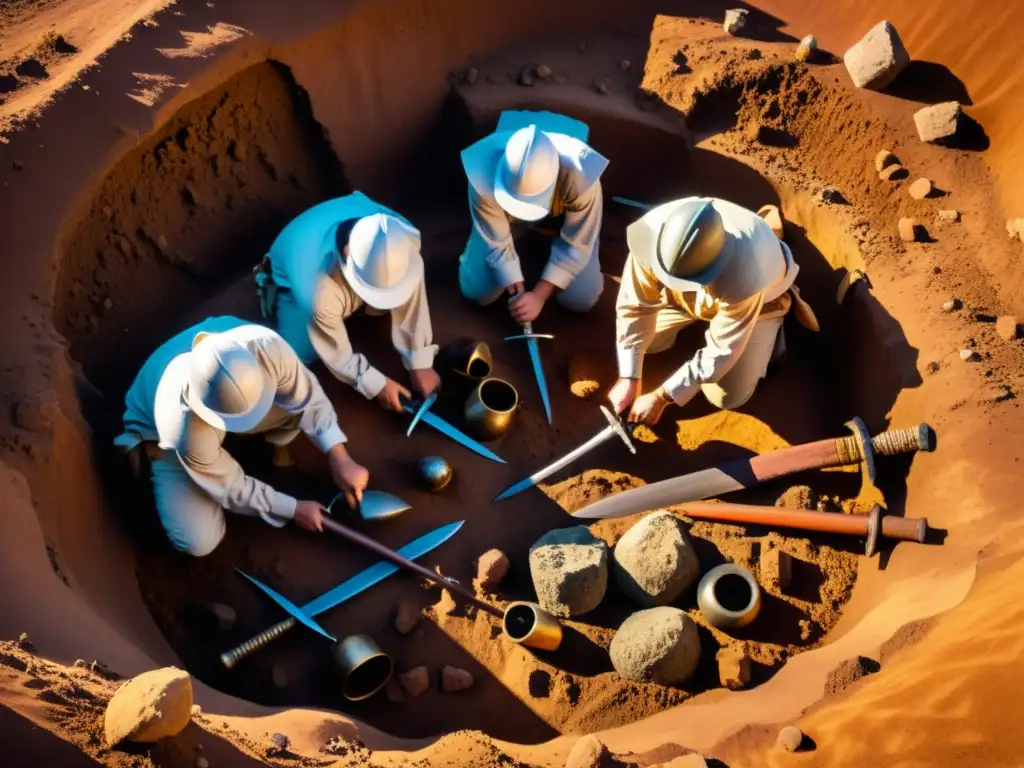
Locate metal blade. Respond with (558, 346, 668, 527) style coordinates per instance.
(526, 336, 552, 424)
(406, 393, 438, 437)
(571, 465, 749, 519)
(612, 195, 655, 212)
(236, 570, 337, 641)
(416, 408, 506, 464)
(494, 424, 616, 502)
(493, 476, 537, 502)
(303, 520, 464, 617)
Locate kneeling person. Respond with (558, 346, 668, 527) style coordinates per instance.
(258, 192, 440, 413)
(459, 110, 609, 325)
(609, 197, 816, 425)
(115, 316, 370, 557)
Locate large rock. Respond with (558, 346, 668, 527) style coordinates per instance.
(103, 667, 193, 746)
(609, 607, 701, 685)
(612, 511, 700, 607)
(843, 21, 910, 90)
(529, 526, 608, 617)
(914, 102, 963, 144)
(723, 9, 748, 36)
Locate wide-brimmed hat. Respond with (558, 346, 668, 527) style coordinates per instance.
(340, 213, 423, 310)
(185, 331, 275, 433)
(493, 125, 560, 222)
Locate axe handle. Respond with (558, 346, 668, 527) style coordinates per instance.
(679, 502, 927, 542)
(750, 423, 933, 482)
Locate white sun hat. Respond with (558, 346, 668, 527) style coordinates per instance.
(340, 213, 424, 310)
(493, 125, 560, 222)
(185, 332, 275, 433)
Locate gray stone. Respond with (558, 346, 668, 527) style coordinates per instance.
(270, 733, 290, 753)
(723, 8, 748, 36)
(843, 21, 910, 90)
(464, 67, 478, 84)
(103, 667, 193, 746)
(941, 298, 961, 313)
(612, 511, 700, 607)
(914, 101, 963, 144)
(960, 348, 980, 362)
(996, 316, 1020, 341)
(609, 607, 701, 685)
(777, 725, 804, 752)
(529, 526, 608, 617)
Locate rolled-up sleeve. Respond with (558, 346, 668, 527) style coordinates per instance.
(544, 179, 603, 289)
(615, 253, 665, 380)
(261, 334, 348, 454)
(469, 184, 523, 289)
(661, 292, 763, 407)
(308, 277, 387, 400)
(177, 416, 297, 528)
(391, 278, 439, 370)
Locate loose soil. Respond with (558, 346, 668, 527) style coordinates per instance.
(2, 1, 1024, 767)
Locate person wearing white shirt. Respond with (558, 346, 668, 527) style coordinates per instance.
(609, 197, 817, 425)
(258, 192, 441, 414)
(114, 316, 369, 557)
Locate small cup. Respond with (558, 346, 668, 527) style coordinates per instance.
(330, 634, 393, 701)
(464, 377, 519, 441)
(697, 564, 762, 630)
(502, 602, 563, 651)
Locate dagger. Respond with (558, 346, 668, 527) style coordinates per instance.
(494, 405, 636, 501)
(506, 291, 554, 424)
(402, 395, 506, 464)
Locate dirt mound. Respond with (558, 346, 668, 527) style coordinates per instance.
(2, 1, 1024, 767)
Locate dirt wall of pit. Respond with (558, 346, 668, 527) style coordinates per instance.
(1, 0, 1023, 764)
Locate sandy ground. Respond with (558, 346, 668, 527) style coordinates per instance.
(2, 0, 1024, 767)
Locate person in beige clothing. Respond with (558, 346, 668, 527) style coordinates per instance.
(257, 192, 441, 413)
(115, 316, 370, 557)
(609, 197, 816, 426)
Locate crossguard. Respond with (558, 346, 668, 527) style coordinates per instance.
(504, 332, 555, 342)
(403, 392, 436, 437)
(600, 405, 637, 455)
(837, 418, 936, 486)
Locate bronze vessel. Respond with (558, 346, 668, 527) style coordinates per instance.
(463, 377, 519, 441)
(502, 601, 563, 651)
(696, 564, 761, 630)
(439, 339, 493, 380)
(330, 634, 393, 701)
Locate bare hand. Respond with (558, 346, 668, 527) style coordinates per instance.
(329, 453, 370, 504)
(629, 390, 671, 426)
(409, 367, 441, 398)
(294, 501, 325, 532)
(509, 290, 545, 325)
(376, 377, 412, 413)
(607, 377, 641, 415)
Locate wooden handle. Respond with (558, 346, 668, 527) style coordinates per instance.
(880, 515, 927, 543)
(220, 617, 297, 669)
(871, 423, 935, 456)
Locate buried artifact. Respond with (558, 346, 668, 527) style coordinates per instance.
(506, 292, 554, 424)
(219, 521, 464, 669)
(438, 338, 493, 381)
(697, 563, 762, 630)
(572, 418, 935, 520)
(677, 501, 928, 557)
(417, 455, 453, 491)
(495, 404, 635, 501)
(402, 393, 506, 464)
(325, 489, 412, 522)
(464, 377, 519, 441)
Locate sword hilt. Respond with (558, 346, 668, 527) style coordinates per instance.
(504, 332, 555, 342)
(220, 616, 298, 669)
(601, 405, 637, 455)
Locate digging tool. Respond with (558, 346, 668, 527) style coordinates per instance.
(219, 521, 464, 668)
(318, 515, 563, 651)
(402, 394, 506, 464)
(329, 489, 411, 522)
(677, 501, 927, 557)
(572, 418, 935, 520)
(494, 405, 636, 501)
(506, 291, 554, 424)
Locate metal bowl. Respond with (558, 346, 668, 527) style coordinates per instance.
(464, 377, 519, 441)
(417, 456, 452, 491)
(696, 564, 761, 630)
(330, 634, 393, 701)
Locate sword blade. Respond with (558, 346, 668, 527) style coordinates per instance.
(612, 195, 655, 212)
(406, 392, 438, 437)
(526, 336, 552, 423)
(494, 425, 615, 501)
(236, 570, 337, 641)
(570, 465, 748, 519)
(418, 408, 506, 464)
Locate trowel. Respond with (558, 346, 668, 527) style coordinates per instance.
(324, 489, 411, 522)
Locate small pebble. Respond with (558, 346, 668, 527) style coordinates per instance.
(938, 209, 960, 223)
(874, 149, 899, 172)
(385, 678, 405, 703)
(517, 70, 535, 87)
(440, 665, 474, 692)
(12, 159, 24, 171)
(399, 666, 429, 697)
(996, 316, 1020, 341)
(270, 732, 290, 752)
(794, 34, 817, 62)
(723, 8, 749, 36)
(191, 704, 202, 717)
(536, 63, 552, 79)
(464, 67, 478, 84)
(196, 758, 210, 768)
(208, 603, 236, 631)
(746, 49, 762, 60)
(926, 361, 941, 374)
(898, 218, 924, 242)
(777, 725, 804, 752)
(960, 349, 980, 362)
(1007, 218, 1024, 241)
(909, 178, 933, 199)
(879, 164, 909, 181)
(941, 299, 962, 313)
(18, 633, 34, 651)
(394, 599, 422, 635)
(819, 186, 844, 204)
(74, 659, 89, 668)
(475, 549, 510, 590)
(595, 81, 610, 95)
(565, 734, 609, 768)
(619, 59, 632, 71)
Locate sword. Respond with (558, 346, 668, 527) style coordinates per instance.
(494, 405, 636, 501)
(220, 520, 464, 668)
(612, 195, 656, 212)
(402, 396, 506, 464)
(506, 292, 554, 424)
(571, 419, 936, 520)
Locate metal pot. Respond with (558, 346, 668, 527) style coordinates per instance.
(439, 339, 493, 380)
(330, 634, 393, 701)
(501, 602, 563, 651)
(697, 564, 761, 630)
(417, 456, 453, 491)
(463, 377, 519, 441)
